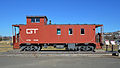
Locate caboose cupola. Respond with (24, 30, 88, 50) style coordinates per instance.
(26, 16, 48, 25)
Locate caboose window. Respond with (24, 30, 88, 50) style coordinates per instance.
(69, 28, 72, 35)
(31, 18, 40, 23)
(57, 29, 61, 35)
(36, 18, 40, 23)
(31, 18, 35, 23)
(81, 28, 85, 35)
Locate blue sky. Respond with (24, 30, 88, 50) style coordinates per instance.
(0, 0, 120, 36)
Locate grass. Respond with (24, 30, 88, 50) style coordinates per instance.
(0, 41, 13, 52)
(102, 45, 119, 51)
(0, 41, 12, 45)
(0, 47, 13, 52)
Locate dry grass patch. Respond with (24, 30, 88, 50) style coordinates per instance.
(0, 41, 13, 52)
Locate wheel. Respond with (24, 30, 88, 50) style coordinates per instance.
(79, 46, 86, 51)
(26, 46, 31, 51)
(30, 45, 35, 51)
(37, 46, 41, 51)
(90, 46, 95, 52)
(20, 46, 26, 51)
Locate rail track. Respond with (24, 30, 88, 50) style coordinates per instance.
(0, 50, 113, 58)
(4, 50, 112, 54)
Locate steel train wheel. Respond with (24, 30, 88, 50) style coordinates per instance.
(20, 45, 41, 51)
(78, 45, 95, 52)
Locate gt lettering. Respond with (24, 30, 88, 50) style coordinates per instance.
(26, 28, 38, 34)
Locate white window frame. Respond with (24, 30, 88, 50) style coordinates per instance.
(31, 18, 40, 23)
(35, 18, 40, 23)
(80, 28, 85, 35)
(69, 28, 73, 35)
(57, 28, 61, 35)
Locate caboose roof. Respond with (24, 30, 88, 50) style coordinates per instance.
(48, 24, 102, 25)
(48, 24, 103, 28)
(26, 16, 47, 18)
(26, 16, 48, 20)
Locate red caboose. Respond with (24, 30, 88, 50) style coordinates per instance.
(12, 16, 103, 51)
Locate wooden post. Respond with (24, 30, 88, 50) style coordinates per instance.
(111, 45, 113, 52)
(106, 45, 108, 52)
